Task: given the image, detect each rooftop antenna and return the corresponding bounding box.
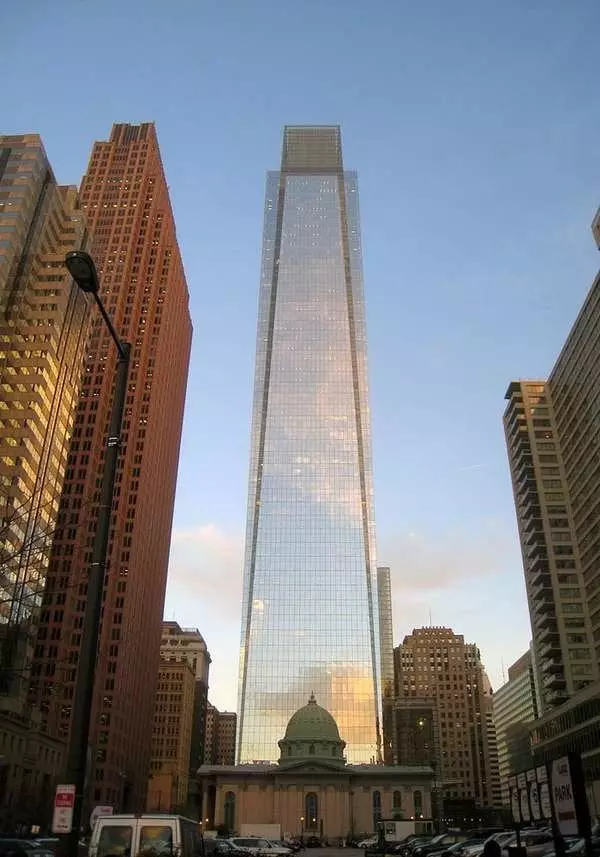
[428,608,432,627]
[501,658,507,683]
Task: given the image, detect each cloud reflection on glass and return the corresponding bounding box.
[237,129,380,764]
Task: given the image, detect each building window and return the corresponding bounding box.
[305,792,318,830]
[414,789,422,819]
[309,744,315,755]
[393,790,403,819]
[224,791,235,833]
[372,790,382,829]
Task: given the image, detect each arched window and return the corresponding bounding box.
[413,789,422,819]
[305,792,318,829]
[393,790,402,818]
[372,790,382,829]
[224,791,235,833]
[309,744,315,755]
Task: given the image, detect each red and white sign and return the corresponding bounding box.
[52,784,76,834]
[551,756,577,836]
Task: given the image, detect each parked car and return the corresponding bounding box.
[414,835,468,857]
[428,838,486,857]
[228,839,291,857]
[358,839,378,850]
[204,840,252,857]
[0,842,54,857]
[304,837,321,849]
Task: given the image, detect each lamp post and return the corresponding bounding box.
[61,251,131,857]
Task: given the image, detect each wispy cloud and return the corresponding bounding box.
[380,522,511,592]
[164,523,244,710]
[166,523,244,620]
[458,462,488,471]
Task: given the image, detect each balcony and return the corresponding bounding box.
[545,687,569,708]
[543,672,566,692]
[533,596,554,618]
[540,657,563,674]
[530,577,553,602]
[523,511,543,533]
[514,456,534,481]
[535,609,558,630]
[528,541,548,561]
[537,624,560,645]
[538,636,561,658]
[524,528,545,550]
[528,557,550,585]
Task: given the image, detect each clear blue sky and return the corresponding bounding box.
[3,0,600,710]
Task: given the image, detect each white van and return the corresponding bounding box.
[89,814,203,857]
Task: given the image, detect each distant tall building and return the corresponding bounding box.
[237,126,380,764]
[377,567,395,764]
[29,123,192,812]
[0,134,90,829]
[147,659,195,812]
[493,649,540,806]
[204,702,236,766]
[394,627,501,809]
[216,711,236,766]
[160,622,211,772]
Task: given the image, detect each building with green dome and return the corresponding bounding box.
[197,696,433,839]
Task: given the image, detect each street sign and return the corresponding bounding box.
[527,768,540,821]
[508,775,520,824]
[52,784,76,834]
[551,756,577,836]
[517,771,530,823]
[537,765,551,820]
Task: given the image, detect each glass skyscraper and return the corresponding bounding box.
[237,126,381,764]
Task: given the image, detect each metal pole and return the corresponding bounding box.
[63,340,130,857]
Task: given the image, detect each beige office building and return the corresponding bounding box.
[504,208,600,810]
[0,134,90,829]
[394,627,501,809]
[504,381,598,710]
[160,622,211,769]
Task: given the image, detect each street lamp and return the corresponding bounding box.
[61,251,131,857]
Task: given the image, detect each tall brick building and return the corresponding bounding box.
[29,123,192,813]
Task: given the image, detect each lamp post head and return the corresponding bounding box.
[65,250,100,294]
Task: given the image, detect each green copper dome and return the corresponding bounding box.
[278,695,346,767]
[284,693,341,741]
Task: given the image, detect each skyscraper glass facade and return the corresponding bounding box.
[237,127,380,764]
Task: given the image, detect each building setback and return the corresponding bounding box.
[238,126,380,764]
[394,627,501,811]
[160,623,211,769]
[29,123,192,813]
[0,134,90,829]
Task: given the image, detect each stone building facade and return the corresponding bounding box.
[197,695,433,839]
